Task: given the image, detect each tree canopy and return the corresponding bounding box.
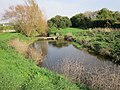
[96,8,113,20]
[48,8,120,29]
[2,0,47,37]
[70,13,91,28]
[48,15,72,29]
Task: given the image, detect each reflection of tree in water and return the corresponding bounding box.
[32,40,48,57]
[49,41,69,48]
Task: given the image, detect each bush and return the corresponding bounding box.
[113,23,120,28]
[70,13,91,29]
[90,20,113,28]
[48,15,72,29]
[48,27,58,36]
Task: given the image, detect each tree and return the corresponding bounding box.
[97,8,113,20]
[113,11,120,22]
[63,16,72,27]
[70,13,91,28]
[47,20,57,28]
[2,0,47,37]
[48,15,72,29]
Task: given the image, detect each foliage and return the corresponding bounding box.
[96,8,113,20]
[48,15,72,28]
[113,23,120,28]
[90,20,113,28]
[49,28,120,62]
[47,20,57,28]
[113,11,120,22]
[93,8,120,28]
[49,8,120,29]
[70,13,91,29]
[2,0,47,37]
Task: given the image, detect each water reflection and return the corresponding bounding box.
[32,40,120,89]
[48,40,69,48]
[32,40,117,70]
[32,40,48,58]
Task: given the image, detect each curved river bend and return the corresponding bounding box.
[32,40,120,89]
[32,40,119,72]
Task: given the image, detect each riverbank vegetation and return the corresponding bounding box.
[56,58,120,90]
[0,33,87,90]
[49,28,120,62]
[48,8,120,62]
[9,38,43,65]
[1,0,120,89]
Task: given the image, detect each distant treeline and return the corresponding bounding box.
[48,8,120,29]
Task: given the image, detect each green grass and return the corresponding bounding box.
[49,28,86,36]
[0,33,86,90]
[49,28,120,62]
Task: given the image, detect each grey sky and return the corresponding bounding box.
[0,0,120,21]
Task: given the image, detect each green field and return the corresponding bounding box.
[49,28,120,62]
[0,33,87,90]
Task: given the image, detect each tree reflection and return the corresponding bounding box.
[32,40,48,58]
[49,41,69,48]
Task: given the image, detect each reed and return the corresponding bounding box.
[54,58,120,90]
[9,38,43,64]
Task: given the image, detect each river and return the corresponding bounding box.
[32,40,120,90]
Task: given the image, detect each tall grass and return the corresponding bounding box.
[9,38,43,65]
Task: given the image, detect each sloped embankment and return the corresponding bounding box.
[0,33,85,90]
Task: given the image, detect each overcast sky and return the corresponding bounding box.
[0,0,120,22]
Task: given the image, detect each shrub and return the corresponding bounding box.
[113,23,120,28]
[90,20,113,28]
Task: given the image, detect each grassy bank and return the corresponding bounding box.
[0,33,86,90]
[49,28,120,62]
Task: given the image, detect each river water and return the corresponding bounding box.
[32,40,120,89]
